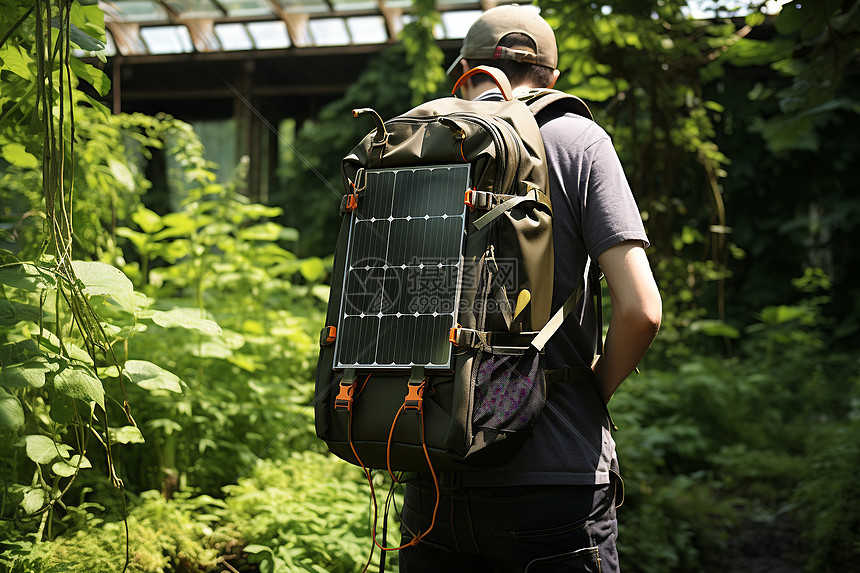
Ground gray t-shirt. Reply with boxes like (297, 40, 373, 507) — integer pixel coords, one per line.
(460, 107, 648, 486)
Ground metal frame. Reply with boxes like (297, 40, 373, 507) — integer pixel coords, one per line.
(102, 0, 504, 56)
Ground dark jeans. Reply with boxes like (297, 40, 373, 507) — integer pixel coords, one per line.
(399, 480, 619, 573)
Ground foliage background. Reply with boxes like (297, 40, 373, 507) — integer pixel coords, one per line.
(1, 0, 859, 572)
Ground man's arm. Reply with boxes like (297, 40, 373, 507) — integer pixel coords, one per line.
(593, 240, 662, 403)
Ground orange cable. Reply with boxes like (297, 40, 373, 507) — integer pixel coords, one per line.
(348, 409, 377, 573)
(357, 372, 372, 396)
(386, 403, 406, 483)
(375, 394, 439, 551)
(416, 406, 440, 544)
(350, 377, 441, 555)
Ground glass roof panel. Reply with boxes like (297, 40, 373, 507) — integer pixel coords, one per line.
(218, 0, 274, 17)
(214, 23, 254, 50)
(275, 0, 331, 14)
(308, 18, 350, 46)
(435, 0, 481, 6)
(102, 2, 526, 55)
(247, 21, 291, 49)
(104, 0, 169, 22)
(331, 0, 377, 11)
(140, 25, 194, 54)
(440, 10, 481, 39)
(346, 16, 388, 44)
(164, 0, 222, 19)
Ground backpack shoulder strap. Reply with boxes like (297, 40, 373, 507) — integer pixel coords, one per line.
(452, 65, 514, 101)
(520, 88, 593, 121)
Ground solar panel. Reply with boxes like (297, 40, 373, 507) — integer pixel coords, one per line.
(334, 164, 470, 370)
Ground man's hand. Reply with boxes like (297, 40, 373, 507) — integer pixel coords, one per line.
(593, 240, 662, 403)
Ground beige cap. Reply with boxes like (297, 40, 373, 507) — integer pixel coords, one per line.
(446, 5, 558, 81)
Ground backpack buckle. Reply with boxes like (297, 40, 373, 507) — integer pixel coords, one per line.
(320, 326, 337, 347)
(448, 324, 461, 345)
(334, 379, 357, 411)
(465, 189, 493, 210)
(404, 380, 425, 412)
(342, 194, 359, 213)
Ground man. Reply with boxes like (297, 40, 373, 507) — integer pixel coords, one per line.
(398, 5, 662, 573)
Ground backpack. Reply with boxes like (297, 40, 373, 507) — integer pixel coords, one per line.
(315, 63, 590, 472)
(313, 67, 596, 548)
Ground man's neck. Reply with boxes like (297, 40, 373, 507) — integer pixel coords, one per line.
(469, 83, 539, 102)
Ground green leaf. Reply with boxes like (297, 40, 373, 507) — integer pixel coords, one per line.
(689, 319, 740, 339)
(238, 222, 284, 241)
(0, 388, 24, 430)
(20, 487, 48, 514)
(23, 435, 71, 465)
(108, 425, 145, 444)
(107, 157, 134, 190)
(239, 204, 283, 219)
(0, 264, 48, 292)
(50, 17, 105, 52)
(1, 142, 39, 168)
(35, 331, 93, 364)
(0, 299, 41, 326)
(123, 360, 183, 393)
(244, 545, 276, 572)
(78, 91, 110, 117)
(145, 418, 182, 435)
(299, 258, 326, 282)
(151, 308, 221, 336)
(116, 227, 149, 251)
(775, 2, 809, 34)
(0, 45, 34, 80)
(53, 365, 105, 409)
(131, 207, 164, 234)
(281, 227, 300, 242)
(69, 57, 110, 96)
(52, 454, 92, 478)
(70, 260, 145, 313)
(0, 362, 51, 389)
(71, 260, 132, 296)
(0, 340, 41, 365)
(50, 392, 76, 424)
(153, 212, 199, 240)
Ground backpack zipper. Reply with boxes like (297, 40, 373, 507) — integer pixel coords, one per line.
(448, 112, 523, 194)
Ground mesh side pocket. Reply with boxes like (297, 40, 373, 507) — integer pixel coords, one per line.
(472, 347, 545, 433)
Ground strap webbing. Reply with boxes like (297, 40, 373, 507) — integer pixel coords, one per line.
(530, 257, 592, 353)
(522, 89, 594, 120)
(545, 365, 594, 385)
(472, 194, 529, 230)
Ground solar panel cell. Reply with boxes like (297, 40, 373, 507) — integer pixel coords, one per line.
(334, 164, 469, 369)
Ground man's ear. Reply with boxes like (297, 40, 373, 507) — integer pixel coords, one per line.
(548, 69, 561, 89)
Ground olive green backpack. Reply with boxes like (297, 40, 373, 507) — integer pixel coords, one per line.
(314, 67, 595, 481)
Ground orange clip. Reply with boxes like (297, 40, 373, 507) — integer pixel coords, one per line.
(334, 380, 356, 411)
(464, 189, 474, 209)
(448, 325, 460, 345)
(321, 325, 337, 346)
(344, 194, 358, 212)
(404, 381, 425, 411)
